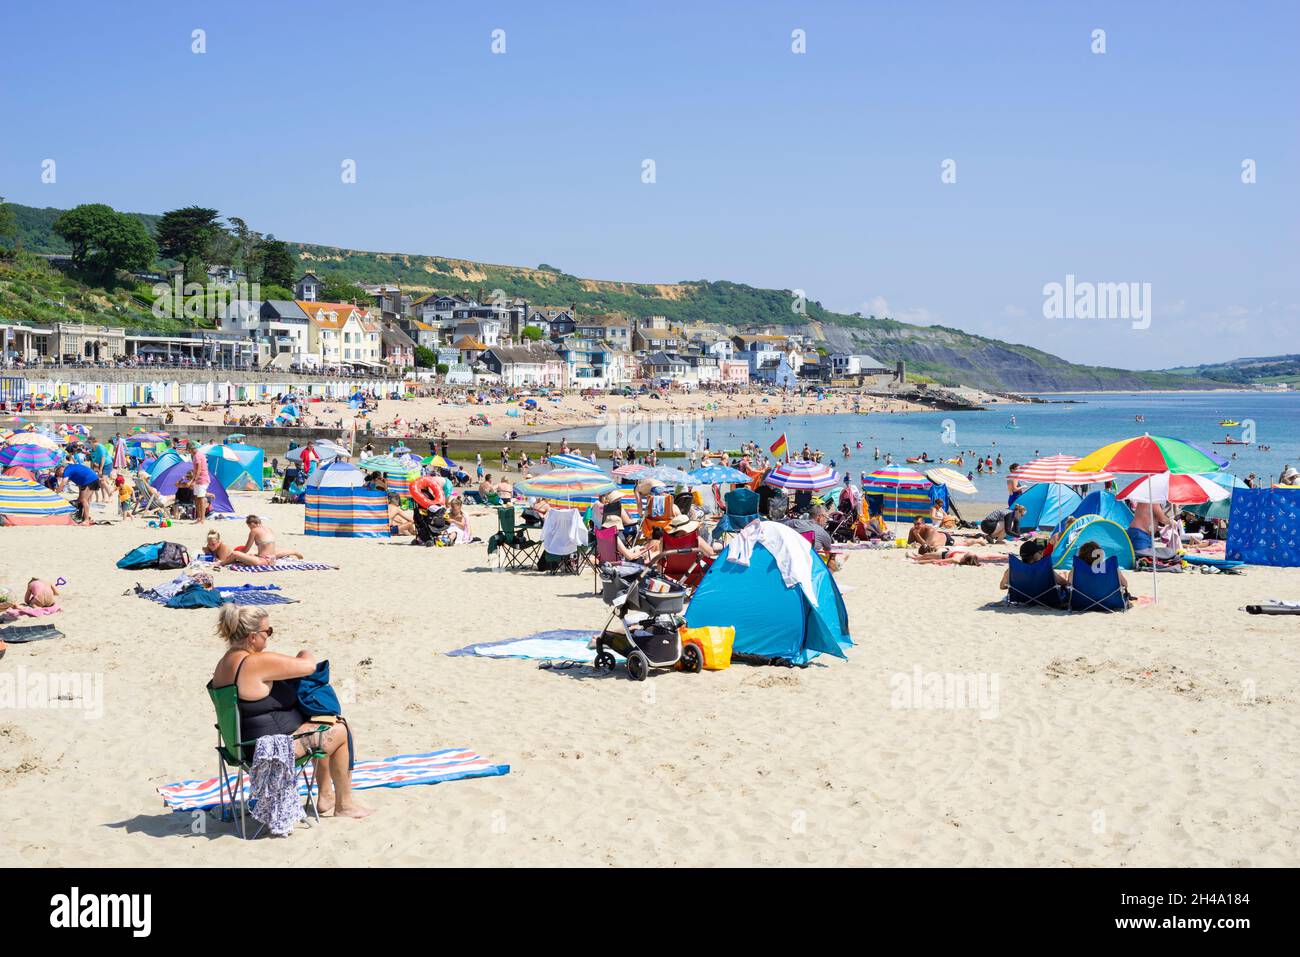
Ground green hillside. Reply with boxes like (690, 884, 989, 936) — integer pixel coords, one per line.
(1163, 355, 1300, 386)
(1, 201, 1226, 391)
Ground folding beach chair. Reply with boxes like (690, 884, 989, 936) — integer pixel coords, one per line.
(1005, 556, 1067, 610)
(205, 681, 329, 839)
(656, 531, 713, 590)
(715, 487, 760, 534)
(590, 525, 621, 593)
(639, 492, 675, 542)
(491, 505, 540, 570)
(1067, 556, 1130, 613)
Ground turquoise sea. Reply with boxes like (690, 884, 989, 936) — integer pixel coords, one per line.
(539, 391, 1300, 501)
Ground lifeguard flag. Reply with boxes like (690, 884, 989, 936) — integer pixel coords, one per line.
(769, 434, 788, 459)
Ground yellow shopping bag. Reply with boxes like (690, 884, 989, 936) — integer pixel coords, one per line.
(679, 625, 734, 671)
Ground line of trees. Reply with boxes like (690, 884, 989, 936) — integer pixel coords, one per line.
(47, 201, 297, 289)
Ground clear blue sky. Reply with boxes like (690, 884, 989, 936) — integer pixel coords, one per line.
(2, 0, 1295, 368)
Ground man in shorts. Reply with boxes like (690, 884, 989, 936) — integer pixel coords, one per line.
(190, 445, 210, 524)
(56, 462, 106, 522)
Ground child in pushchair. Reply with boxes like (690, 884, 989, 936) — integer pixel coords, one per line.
(594, 561, 702, 681)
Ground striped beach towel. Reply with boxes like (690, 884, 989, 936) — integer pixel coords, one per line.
(158, 748, 509, 812)
(223, 560, 338, 572)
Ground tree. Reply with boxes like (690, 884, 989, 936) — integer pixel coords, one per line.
(520, 325, 543, 341)
(225, 216, 262, 280)
(414, 346, 437, 368)
(155, 206, 220, 283)
(52, 203, 156, 279)
(436, 363, 450, 375)
(257, 237, 295, 288)
(0, 196, 16, 246)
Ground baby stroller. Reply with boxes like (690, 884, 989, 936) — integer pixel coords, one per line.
(594, 562, 701, 681)
(412, 502, 448, 546)
(825, 509, 857, 543)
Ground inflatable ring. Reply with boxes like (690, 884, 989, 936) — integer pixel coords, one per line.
(410, 475, 444, 509)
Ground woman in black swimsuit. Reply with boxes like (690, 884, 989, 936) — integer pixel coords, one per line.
(211, 607, 371, 820)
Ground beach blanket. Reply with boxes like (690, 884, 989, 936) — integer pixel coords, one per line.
(138, 584, 298, 607)
(157, 748, 510, 812)
(906, 553, 1010, 565)
(220, 560, 337, 573)
(448, 629, 598, 663)
(0, 603, 62, 621)
(0, 624, 63, 643)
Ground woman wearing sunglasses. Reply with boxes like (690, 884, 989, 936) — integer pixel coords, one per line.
(211, 606, 371, 819)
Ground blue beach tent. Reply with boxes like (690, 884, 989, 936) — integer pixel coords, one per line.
(1055, 489, 1133, 531)
(685, 522, 851, 665)
(1012, 482, 1083, 530)
(1051, 515, 1135, 571)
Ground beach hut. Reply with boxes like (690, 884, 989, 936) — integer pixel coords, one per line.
(1011, 482, 1083, 530)
(685, 521, 851, 665)
(0, 475, 76, 526)
(304, 461, 389, 538)
(1051, 515, 1135, 571)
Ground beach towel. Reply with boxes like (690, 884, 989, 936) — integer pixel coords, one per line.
(447, 629, 598, 663)
(249, 734, 304, 837)
(157, 748, 510, 812)
(0, 603, 62, 621)
(220, 560, 338, 573)
(0, 624, 63, 643)
(906, 553, 1010, 566)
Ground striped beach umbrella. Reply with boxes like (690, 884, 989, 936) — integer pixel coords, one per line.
(360, 454, 416, 477)
(1116, 472, 1230, 506)
(613, 463, 648, 479)
(766, 460, 841, 491)
(514, 469, 618, 507)
(4, 431, 60, 451)
(0, 475, 77, 524)
(925, 467, 977, 495)
(547, 452, 605, 473)
(1010, 454, 1113, 485)
(0, 442, 62, 472)
(862, 464, 931, 527)
(421, 453, 456, 469)
(1072, 434, 1224, 601)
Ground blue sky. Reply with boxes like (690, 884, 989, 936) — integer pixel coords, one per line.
(2, 0, 1295, 368)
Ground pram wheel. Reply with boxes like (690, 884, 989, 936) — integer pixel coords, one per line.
(594, 650, 617, 671)
(626, 649, 650, 682)
(680, 643, 703, 674)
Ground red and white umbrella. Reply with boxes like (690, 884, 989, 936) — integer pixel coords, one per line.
(1010, 454, 1112, 485)
(1117, 472, 1230, 506)
(613, 463, 648, 479)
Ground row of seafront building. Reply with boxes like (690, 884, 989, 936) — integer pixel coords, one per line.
(1, 271, 902, 392)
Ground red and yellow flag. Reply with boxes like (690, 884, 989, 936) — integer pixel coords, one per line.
(769, 433, 788, 460)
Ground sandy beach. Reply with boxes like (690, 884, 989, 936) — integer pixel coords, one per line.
(2, 490, 1296, 868)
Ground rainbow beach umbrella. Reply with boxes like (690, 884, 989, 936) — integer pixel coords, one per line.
(514, 468, 618, 507)
(862, 464, 931, 527)
(1072, 434, 1224, 600)
(0, 442, 63, 472)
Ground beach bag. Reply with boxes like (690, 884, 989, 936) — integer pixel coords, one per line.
(679, 625, 734, 671)
(156, 542, 191, 570)
(116, 542, 164, 569)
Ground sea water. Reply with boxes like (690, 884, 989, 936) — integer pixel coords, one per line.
(538, 391, 1300, 501)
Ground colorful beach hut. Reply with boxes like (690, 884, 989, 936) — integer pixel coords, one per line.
(304, 461, 389, 538)
(0, 475, 76, 526)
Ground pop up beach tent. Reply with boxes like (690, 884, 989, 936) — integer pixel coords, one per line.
(685, 522, 851, 665)
(1051, 515, 1135, 571)
(304, 461, 389, 538)
(1010, 482, 1083, 530)
(207, 443, 264, 492)
(1054, 489, 1133, 531)
(150, 458, 235, 514)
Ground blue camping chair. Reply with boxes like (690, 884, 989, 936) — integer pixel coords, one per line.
(1067, 556, 1129, 613)
(716, 487, 759, 533)
(1005, 556, 1067, 609)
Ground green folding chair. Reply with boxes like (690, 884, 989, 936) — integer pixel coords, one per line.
(492, 505, 540, 570)
(206, 681, 330, 839)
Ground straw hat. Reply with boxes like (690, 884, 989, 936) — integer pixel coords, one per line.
(601, 513, 624, 528)
(669, 514, 699, 535)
